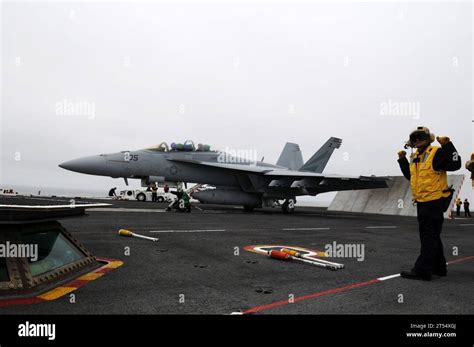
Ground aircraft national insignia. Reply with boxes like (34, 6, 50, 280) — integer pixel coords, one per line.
(169, 165, 178, 175)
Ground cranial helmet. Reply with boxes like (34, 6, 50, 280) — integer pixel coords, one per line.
(407, 126, 435, 148)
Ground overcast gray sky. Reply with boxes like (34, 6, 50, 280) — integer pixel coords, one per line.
(1, 1, 472, 200)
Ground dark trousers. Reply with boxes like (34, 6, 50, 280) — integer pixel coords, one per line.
(465, 208, 471, 217)
(152, 193, 157, 202)
(414, 199, 446, 275)
(456, 206, 461, 216)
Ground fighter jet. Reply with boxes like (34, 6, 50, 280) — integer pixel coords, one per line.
(59, 138, 389, 213)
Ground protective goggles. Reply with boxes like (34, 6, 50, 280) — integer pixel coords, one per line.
(409, 131, 430, 143)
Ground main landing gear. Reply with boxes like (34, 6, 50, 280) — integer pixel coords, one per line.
(282, 198, 296, 214)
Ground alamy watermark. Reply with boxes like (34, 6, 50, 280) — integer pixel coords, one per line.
(217, 147, 259, 166)
(18, 321, 55, 341)
(325, 241, 365, 262)
(380, 99, 420, 119)
(55, 99, 96, 119)
(0, 241, 38, 262)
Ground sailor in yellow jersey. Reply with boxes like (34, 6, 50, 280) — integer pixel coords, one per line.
(466, 153, 474, 187)
(397, 127, 461, 281)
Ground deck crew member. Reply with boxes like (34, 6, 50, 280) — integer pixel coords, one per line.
(397, 127, 461, 280)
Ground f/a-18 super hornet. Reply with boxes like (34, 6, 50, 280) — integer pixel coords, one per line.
(59, 138, 389, 213)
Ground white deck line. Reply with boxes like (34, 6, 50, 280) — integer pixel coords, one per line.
(0, 203, 111, 209)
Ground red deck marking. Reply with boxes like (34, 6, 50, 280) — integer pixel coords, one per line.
(65, 279, 90, 288)
(244, 279, 380, 314)
(243, 256, 474, 314)
(446, 255, 474, 265)
(0, 297, 44, 307)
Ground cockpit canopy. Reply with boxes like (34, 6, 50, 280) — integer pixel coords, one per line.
(146, 140, 213, 152)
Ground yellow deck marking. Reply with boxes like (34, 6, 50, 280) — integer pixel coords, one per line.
(39, 287, 77, 301)
(102, 261, 124, 269)
(33, 259, 123, 302)
(78, 272, 104, 281)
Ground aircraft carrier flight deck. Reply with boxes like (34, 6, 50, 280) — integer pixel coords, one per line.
(1, 195, 472, 315)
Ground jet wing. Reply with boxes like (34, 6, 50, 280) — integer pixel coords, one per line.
(165, 158, 273, 174)
(264, 169, 351, 178)
(265, 170, 389, 190)
(167, 158, 330, 176)
(313, 175, 390, 191)
(166, 157, 389, 190)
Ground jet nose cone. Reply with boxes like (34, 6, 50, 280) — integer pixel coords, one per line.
(58, 160, 76, 171)
(58, 155, 107, 175)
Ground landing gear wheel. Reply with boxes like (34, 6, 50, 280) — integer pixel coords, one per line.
(243, 205, 255, 212)
(282, 198, 295, 214)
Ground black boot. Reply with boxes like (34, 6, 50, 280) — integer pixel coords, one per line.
(400, 270, 431, 281)
(433, 269, 447, 277)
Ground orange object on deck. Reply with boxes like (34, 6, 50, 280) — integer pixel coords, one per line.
(280, 248, 301, 257)
(269, 250, 290, 260)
